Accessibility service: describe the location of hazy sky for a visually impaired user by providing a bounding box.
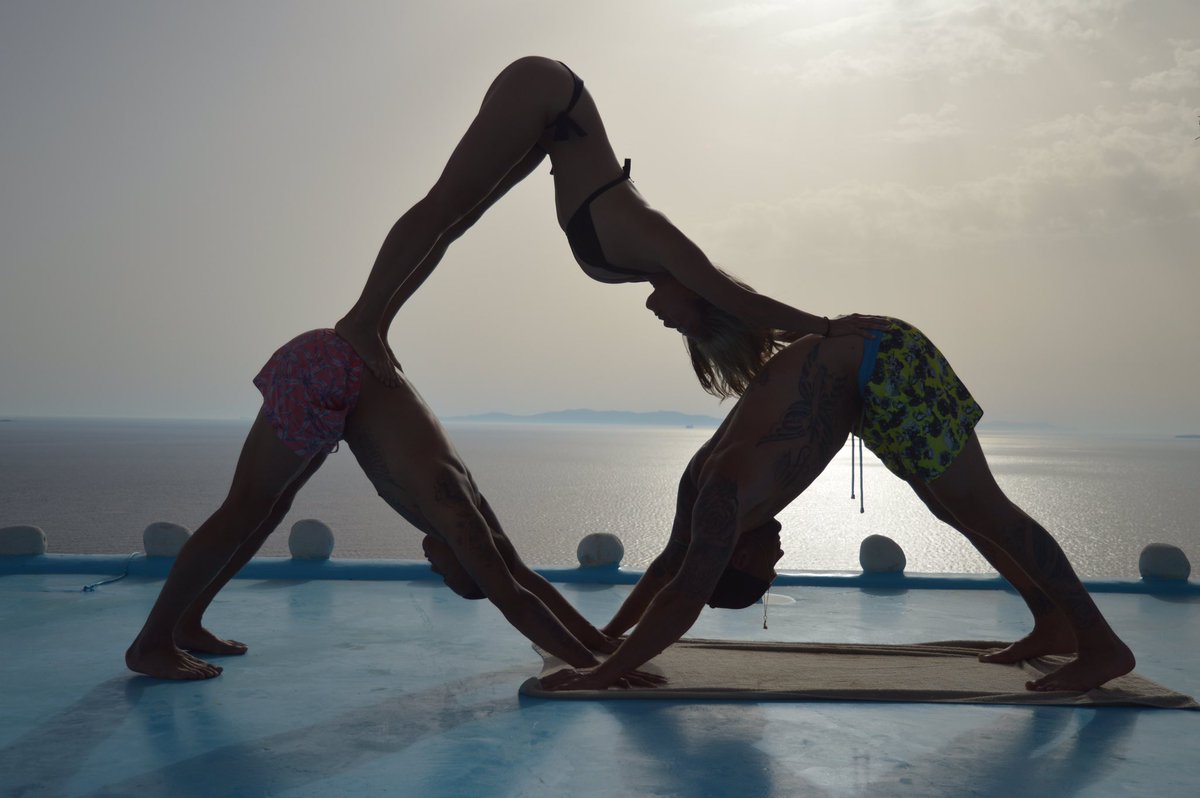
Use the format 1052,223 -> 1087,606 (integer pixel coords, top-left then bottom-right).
2,0 -> 1197,433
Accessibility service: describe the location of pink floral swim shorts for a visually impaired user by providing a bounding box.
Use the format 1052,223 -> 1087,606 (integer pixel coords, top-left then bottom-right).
253,329 -> 365,458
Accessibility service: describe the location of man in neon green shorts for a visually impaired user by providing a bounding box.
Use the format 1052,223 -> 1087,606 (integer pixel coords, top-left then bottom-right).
532,305 -> 1135,694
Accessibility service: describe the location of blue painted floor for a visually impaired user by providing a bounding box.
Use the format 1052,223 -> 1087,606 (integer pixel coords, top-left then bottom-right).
2,572 -> 1198,797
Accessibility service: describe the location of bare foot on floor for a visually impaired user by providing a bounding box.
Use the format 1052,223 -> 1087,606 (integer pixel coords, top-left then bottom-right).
980,624 -> 1076,664
126,637 -> 223,680
335,317 -> 398,387
1026,642 -> 1136,692
175,626 -> 248,656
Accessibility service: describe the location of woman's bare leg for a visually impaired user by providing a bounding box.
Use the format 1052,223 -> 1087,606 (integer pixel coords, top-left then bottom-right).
337,56 -> 571,384
125,411 -> 316,679
174,452 -> 327,655
375,146 -> 547,371
924,433 -> 1134,691
907,480 -> 1075,662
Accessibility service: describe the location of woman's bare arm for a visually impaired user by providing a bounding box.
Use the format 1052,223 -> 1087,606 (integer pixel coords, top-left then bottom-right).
644,213 -> 888,336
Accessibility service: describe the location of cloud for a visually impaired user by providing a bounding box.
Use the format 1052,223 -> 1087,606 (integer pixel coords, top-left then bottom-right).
1130,41 -> 1200,93
778,4 -> 1044,85
776,8 -> 883,44
705,99 -> 1199,260
875,104 -> 964,142
709,0 -> 1135,85
1020,99 -> 1198,184
795,27 -> 1040,85
693,3 -> 790,29
991,0 -> 1132,41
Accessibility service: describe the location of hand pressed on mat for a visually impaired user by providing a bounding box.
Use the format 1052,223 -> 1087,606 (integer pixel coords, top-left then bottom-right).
542,666 -> 666,691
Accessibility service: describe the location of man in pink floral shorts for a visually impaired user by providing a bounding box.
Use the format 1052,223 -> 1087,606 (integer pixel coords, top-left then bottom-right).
126,329 -> 658,687
250,329 -> 367,459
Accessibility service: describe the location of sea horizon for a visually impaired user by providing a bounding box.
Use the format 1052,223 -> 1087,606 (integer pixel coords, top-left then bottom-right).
3,416 -> 1198,579
2,411 -> 1196,439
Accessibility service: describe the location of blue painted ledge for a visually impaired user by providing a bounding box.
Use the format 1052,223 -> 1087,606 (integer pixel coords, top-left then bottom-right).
1,553 -> 1197,595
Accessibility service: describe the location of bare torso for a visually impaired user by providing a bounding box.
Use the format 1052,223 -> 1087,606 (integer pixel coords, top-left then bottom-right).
701,334 -> 867,532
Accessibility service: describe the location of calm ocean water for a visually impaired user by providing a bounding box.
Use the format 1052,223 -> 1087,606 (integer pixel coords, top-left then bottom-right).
1,418 -> 1197,578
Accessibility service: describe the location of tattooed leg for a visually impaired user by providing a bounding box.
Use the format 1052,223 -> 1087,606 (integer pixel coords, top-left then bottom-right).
927,433 -> 1134,691
908,480 -> 1075,662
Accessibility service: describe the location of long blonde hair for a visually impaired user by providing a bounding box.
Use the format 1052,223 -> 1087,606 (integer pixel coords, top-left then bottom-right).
685,273 -> 783,400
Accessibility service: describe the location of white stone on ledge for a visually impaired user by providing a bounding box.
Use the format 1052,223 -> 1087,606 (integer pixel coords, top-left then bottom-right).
0,525 -> 47,555
577,533 -> 624,568
143,522 -> 190,557
860,534 -> 907,574
289,519 -> 335,560
1138,543 -> 1191,581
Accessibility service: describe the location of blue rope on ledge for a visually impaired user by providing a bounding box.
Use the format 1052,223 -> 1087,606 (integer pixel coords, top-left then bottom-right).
0,552 -> 1194,596
81,552 -> 143,592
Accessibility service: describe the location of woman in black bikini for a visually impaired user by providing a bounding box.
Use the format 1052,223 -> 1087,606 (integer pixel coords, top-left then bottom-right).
335,56 -> 887,390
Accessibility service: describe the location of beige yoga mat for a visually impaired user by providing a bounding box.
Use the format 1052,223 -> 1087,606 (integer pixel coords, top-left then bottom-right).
520,639 -> 1199,709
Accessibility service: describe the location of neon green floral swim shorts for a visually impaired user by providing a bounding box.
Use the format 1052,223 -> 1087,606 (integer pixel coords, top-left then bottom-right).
858,320 -> 983,481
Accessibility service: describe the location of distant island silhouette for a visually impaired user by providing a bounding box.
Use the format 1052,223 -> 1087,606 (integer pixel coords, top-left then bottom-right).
442,412 -> 1087,431
445,409 -> 722,427
976,419 -> 1061,432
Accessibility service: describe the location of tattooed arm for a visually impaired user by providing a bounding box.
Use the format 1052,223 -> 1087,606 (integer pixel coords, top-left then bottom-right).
602,466 -> 697,637
544,475 -> 741,690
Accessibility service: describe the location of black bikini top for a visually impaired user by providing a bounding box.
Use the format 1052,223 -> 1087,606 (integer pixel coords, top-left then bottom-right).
545,64 -> 653,284
565,159 -> 651,284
